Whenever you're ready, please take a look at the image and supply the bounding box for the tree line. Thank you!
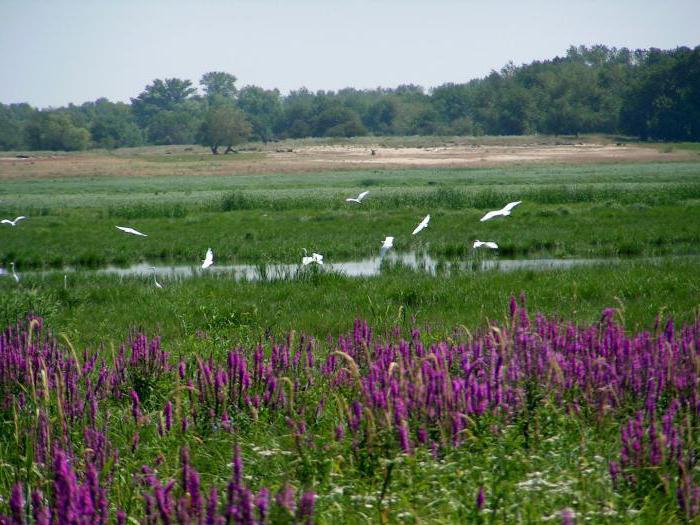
[1,44,698,152]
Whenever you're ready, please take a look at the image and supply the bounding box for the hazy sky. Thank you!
[1,0,698,108]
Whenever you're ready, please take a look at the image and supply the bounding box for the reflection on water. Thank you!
[88,252,615,282]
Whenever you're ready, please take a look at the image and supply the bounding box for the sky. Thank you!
[1,0,698,108]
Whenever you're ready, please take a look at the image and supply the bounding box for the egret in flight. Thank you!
[480,201,522,222]
[412,215,430,235]
[346,191,369,204]
[1,216,27,227]
[148,267,163,288]
[380,236,394,257]
[116,226,148,237]
[201,248,214,269]
[473,240,498,249]
[10,262,19,283]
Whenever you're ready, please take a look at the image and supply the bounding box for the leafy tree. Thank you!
[364,98,398,135]
[131,78,197,126]
[87,99,143,148]
[200,72,238,100]
[24,112,89,151]
[198,105,252,154]
[237,86,282,142]
[0,103,34,150]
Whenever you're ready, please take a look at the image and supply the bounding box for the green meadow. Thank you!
[1,150,700,524]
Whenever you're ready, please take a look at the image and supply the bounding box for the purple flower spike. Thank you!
[31,491,49,525]
[297,491,315,524]
[10,483,24,525]
[476,486,485,511]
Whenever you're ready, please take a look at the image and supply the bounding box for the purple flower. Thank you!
[130,390,141,423]
[297,491,315,524]
[31,491,49,525]
[255,488,270,523]
[10,483,24,525]
[476,486,485,511]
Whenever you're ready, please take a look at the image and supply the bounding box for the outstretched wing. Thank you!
[357,191,369,202]
[345,198,359,203]
[412,215,430,234]
[0,219,12,225]
[116,226,147,237]
[503,201,522,212]
[485,242,499,249]
[479,210,499,222]
[202,248,214,268]
[14,216,27,223]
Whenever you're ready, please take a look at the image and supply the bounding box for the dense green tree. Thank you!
[198,105,252,154]
[237,86,282,142]
[24,112,89,151]
[130,78,198,126]
[0,103,34,150]
[86,99,143,148]
[200,72,238,100]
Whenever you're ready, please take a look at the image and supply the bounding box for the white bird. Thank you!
[412,214,430,235]
[1,216,27,227]
[380,236,394,257]
[116,226,148,237]
[480,201,522,222]
[346,191,369,204]
[302,249,324,265]
[473,240,499,249]
[10,262,19,283]
[148,267,163,288]
[201,248,214,269]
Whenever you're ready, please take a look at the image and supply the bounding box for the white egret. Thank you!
[346,191,369,204]
[201,248,214,269]
[380,236,394,257]
[10,262,19,283]
[302,249,323,265]
[473,240,498,249]
[412,214,430,235]
[148,267,163,288]
[115,226,148,237]
[480,201,522,222]
[1,216,27,226]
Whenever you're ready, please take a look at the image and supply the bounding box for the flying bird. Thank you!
[115,226,148,237]
[10,262,19,283]
[473,240,499,249]
[1,216,27,227]
[412,214,430,235]
[201,248,214,269]
[148,267,163,288]
[380,236,394,257]
[346,191,369,204]
[480,201,522,222]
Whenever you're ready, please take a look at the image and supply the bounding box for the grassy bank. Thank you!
[1,162,700,268]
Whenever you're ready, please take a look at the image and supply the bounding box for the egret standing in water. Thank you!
[1,216,27,227]
[473,240,498,249]
[479,201,522,222]
[302,249,324,265]
[10,262,19,283]
[412,215,430,235]
[201,248,214,269]
[148,267,163,288]
[345,191,369,204]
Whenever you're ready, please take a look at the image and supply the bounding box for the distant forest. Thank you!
[1,44,698,151]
